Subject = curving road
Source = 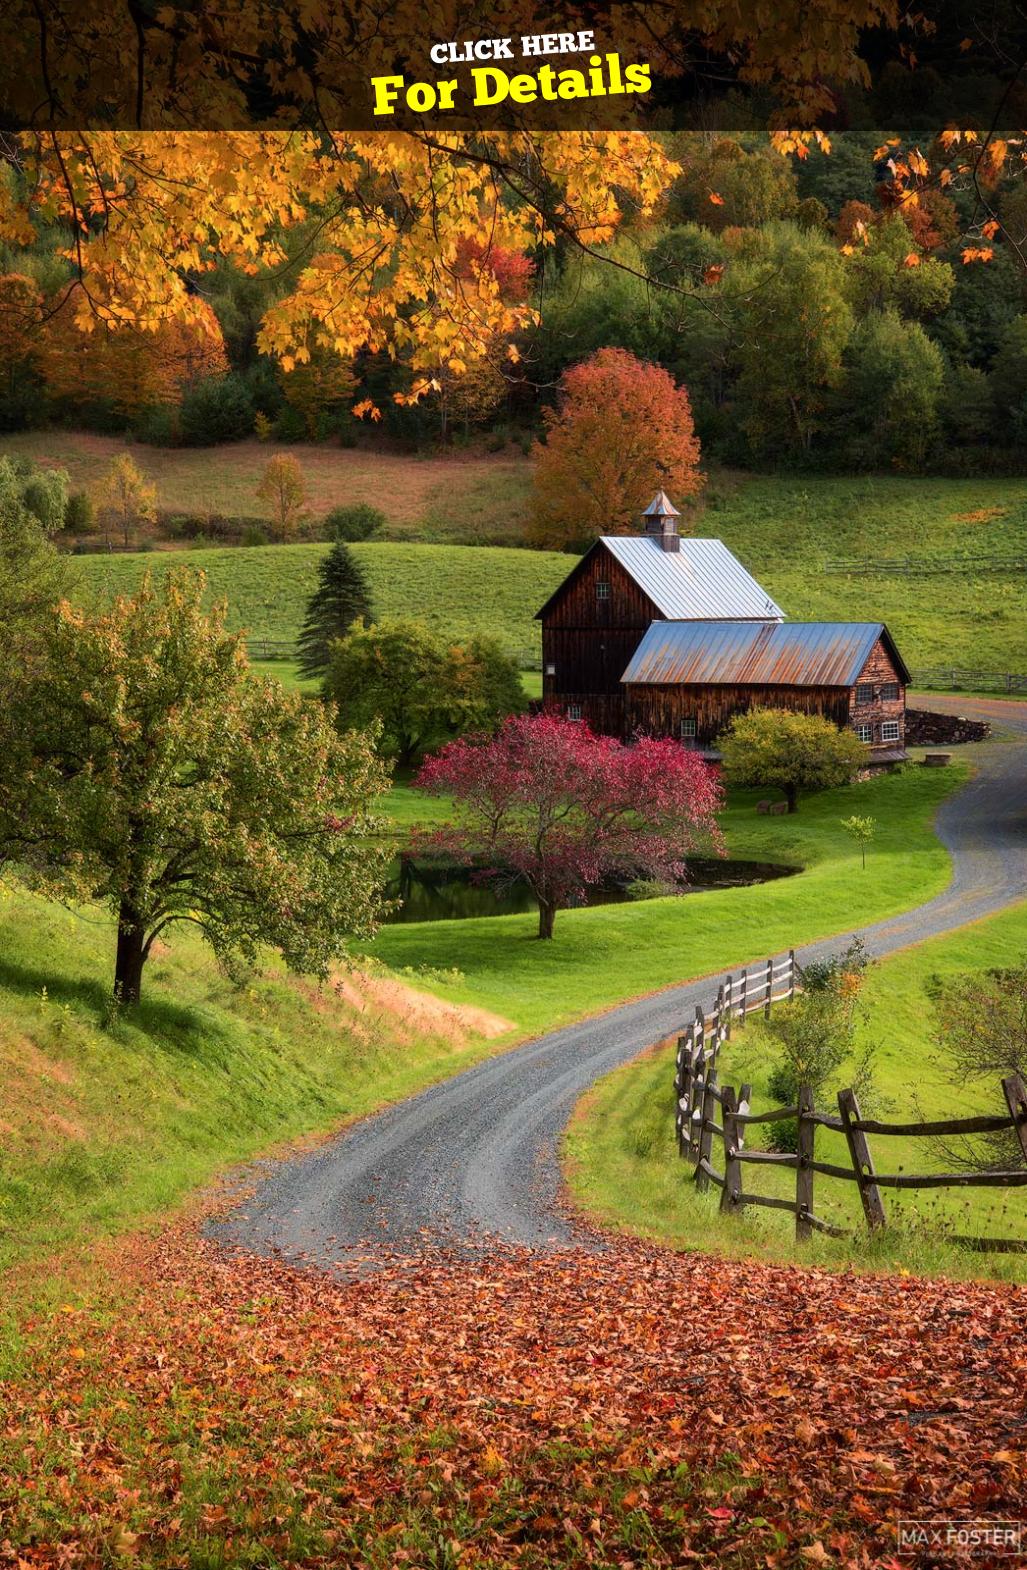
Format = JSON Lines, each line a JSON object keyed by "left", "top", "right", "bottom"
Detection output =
{"left": 211, "top": 696, "right": 1027, "bottom": 1273}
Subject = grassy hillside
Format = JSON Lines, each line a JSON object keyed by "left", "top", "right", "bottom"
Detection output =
{"left": 0, "top": 430, "right": 533, "bottom": 544}
{"left": 0, "top": 889, "right": 516, "bottom": 1272}
{"left": 565, "top": 898, "right": 1027, "bottom": 1281}
{"left": 75, "top": 541, "right": 566, "bottom": 664}
{"left": 53, "top": 446, "right": 1027, "bottom": 674}
{"left": 705, "top": 472, "right": 1027, "bottom": 677}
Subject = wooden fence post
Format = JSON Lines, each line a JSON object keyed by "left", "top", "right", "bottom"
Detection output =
{"left": 764, "top": 956, "right": 774, "bottom": 1019}
{"left": 795, "top": 1084, "right": 815, "bottom": 1242}
{"left": 694, "top": 1054, "right": 718, "bottom": 1192}
{"left": 1002, "top": 1073, "right": 1027, "bottom": 1163}
{"left": 739, "top": 968, "right": 748, "bottom": 1026}
{"left": 788, "top": 949, "right": 797, "bottom": 1001}
{"left": 675, "top": 1029, "right": 692, "bottom": 1157}
{"left": 838, "top": 1087, "right": 887, "bottom": 1231}
{"left": 688, "top": 1042, "right": 706, "bottom": 1161}
{"left": 724, "top": 975, "right": 733, "bottom": 1040}
{"left": 720, "top": 1085, "right": 742, "bottom": 1214}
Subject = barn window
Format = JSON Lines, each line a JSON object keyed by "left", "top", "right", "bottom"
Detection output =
{"left": 567, "top": 704, "right": 583, "bottom": 722}
{"left": 881, "top": 719, "right": 900, "bottom": 743}
{"left": 680, "top": 717, "right": 697, "bottom": 739}
{"left": 855, "top": 722, "right": 873, "bottom": 744}
{"left": 596, "top": 581, "right": 610, "bottom": 600}
{"left": 880, "top": 682, "right": 899, "bottom": 701}
{"left": 545, "top": 663, "right": 556, "bottom": 676}
{"left": 855, "top": 683, "right": 874, "bottom": 705}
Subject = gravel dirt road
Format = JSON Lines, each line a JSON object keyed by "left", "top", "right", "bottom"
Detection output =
{"left": 211, "top": 696, "right": 1027, "bottom": 1273}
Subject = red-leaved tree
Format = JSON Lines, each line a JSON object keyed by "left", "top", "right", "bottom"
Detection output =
{"left": 529, "top": 347, "right": 704, "bottom": 550}
{"left": 414, "top": 714, "right": 723, "bottom": 940}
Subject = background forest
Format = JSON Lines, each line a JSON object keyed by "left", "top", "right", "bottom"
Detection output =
{"left": 4, "top": 130, "right": 1027, "bottom": 478}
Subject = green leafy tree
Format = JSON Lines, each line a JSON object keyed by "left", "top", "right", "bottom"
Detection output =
{"left": 930, "top": 962, "right": 1027, "bottom": 1171}
{"left": 296, "top": 542, "right": 375, "bottom": 680}
{"left": 841, "top": 814, "right": 876, "bottom": 868}
{"left": 666, "top": 135, "right": 798, "bottom": 232}
{"left": 939, "top": 363, "right": 994, "bottom": 445}
{"left": 0, "top": 459, "right": 67, "bottom": 682}
{"left": 719, "top": 707, "right": 867, "bottom": 813}
{"left": 324, "top": 618, "right": 524, "bottom": 768}
{"left": 324, "top": 503, "right": 386, "bottom": 542}
{"left": 844, "top": 214, "right": 954, "bottom": 320}
{"left": 0, "top": 571, "right": 389, "bottom": 1004}
{"left": 730, "top": 224, "right": 854, "bottom": 456}
{"left": 842, "top": 309, "right": 944, "bottom": 468}
{"left": 766, "top": 939, "right": 873, "bottom": 1148}
{"left": 990, "top": 314, "right": 1027, "bottom": 434}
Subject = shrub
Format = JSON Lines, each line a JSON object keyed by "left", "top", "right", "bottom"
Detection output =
{"left": 272, "top": 405, "right": 308, "bottom": 444}
{"left": 324, "top": 503, "right": 386, "bottom": 542}
{"left": 179, "top": 373, "right": 255, "bottom": 445}
{"left": 720, "top": 707, "right": 867, "bottom": 812}
{"left": 63, "top": 491, "right": 95, "bottom": 535}
{"left": 133, "top": 405, "right": 180, "bottom": 446}
{"left": 765, "top": 938, "right": 874, "bottom": 1151}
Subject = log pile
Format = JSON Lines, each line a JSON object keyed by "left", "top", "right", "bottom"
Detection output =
{"left": 905, "top": 707, "right": 991, "bottom": 746}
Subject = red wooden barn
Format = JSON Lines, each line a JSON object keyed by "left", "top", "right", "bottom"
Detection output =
{"left": 536, "top": 491, "right": 909, "bottom": 763}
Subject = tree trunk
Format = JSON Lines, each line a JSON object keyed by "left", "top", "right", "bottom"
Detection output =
{"left": 114, "top": 902, "right": 147, "bottom": 1004}
{"left": 786, "top": 785, "right": 798, "bottom": 814}
{"left": 537, "top": 898, "right": 557, "bottom": 940}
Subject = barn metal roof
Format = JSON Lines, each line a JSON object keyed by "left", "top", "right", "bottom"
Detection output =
{"left": 534, "top": 535, "right": 784, "bottom": 623}
{"left": 621, "top": 620, "right": 909, "bottom": 688}
{"left": 599, "top": 536, "right": 784, "bottom": 621}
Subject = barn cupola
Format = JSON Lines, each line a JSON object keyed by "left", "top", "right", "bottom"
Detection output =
{"left": 642, "top": 489, "right": 680, "bottom": 553}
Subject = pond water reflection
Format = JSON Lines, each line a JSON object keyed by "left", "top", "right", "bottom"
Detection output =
{"left": 382, "top": 854, "right": 797, "bottom": 924}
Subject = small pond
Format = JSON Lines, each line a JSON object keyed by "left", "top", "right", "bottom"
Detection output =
{"left": 383, "top": 853, "right": 797, "bottom": 924}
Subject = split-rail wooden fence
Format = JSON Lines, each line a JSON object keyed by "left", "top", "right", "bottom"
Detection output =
{"left": 669, "top": 952, "right": 1027, "bottom": 1251}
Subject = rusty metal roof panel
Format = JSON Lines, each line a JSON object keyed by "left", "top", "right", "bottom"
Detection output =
{"left": 600, "top": 536, "right": 785, "bottom": 622}
{"left": 621, "top": 620, "right": 888, "bottom": 687}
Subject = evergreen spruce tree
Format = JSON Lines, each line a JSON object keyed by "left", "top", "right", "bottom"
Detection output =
{"left": 296, "top": 542, "right": 374, "bottom": 679}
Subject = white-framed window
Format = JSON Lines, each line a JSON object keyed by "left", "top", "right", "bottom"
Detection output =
{"left": 596, "top": 580, "right": 610, "bottom": 600}
{"left": 545, "top": 662, "right": 556, "bottom": 676}
{"left": 855, "top": 683, "right": 874, "bottom": 705}
{"left": 680, "top": 717, "right": 697, "bottom": 739}
{"left": 881, "top": 719, "right": 900, "bottom": 743}
{"left": 880, "top": 682, "right": 899, "bottom": 701}
{"left": 855, "top": 722, "right": 873, "bottom": 743}
{"left": 567, "top": 704, "right": 583, "bottom": 722}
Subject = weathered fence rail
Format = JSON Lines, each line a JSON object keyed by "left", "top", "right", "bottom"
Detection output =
{"left": 667, "top": 952, "right": 1027, "bottom": 1251}
{"left": 245, "top": 637, "right": 296, "bottom": 661}
{"left": 825, "top": 554, "right": 1027, "bottom": 576}
{"left": 911, "top": 667, "right": 1027, "bottom": 695}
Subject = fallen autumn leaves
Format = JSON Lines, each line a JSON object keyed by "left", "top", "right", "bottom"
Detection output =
{"left": 1, "top": 1227, "right": 1025, "bottom": 1568}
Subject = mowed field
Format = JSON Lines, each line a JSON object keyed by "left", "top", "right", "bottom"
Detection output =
{"left": 11, "top": 429, "right": 1027, "bottom": 673}
{"left": 74, "top": 542, "right": 565, "bottom": 665}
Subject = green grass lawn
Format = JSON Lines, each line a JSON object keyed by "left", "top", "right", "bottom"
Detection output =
{"left": 74, "top": 541, "right": 564, "bottom": 665}
{"left": 565, "top": 897, "right": 1027, "bottom": 1282}
{"left": 0, "top": 888, "right": 517, "bottom": 1274}
{"left": 363, "top": 761, "right": 965, "bottom": 1037}
{"left": 57, "top": 455, "right": 1027, "bottom": 675}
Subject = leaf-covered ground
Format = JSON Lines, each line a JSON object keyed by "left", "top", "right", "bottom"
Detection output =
{"left": 3, "top": 1220, "right": 1024, "bottom": 1568}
